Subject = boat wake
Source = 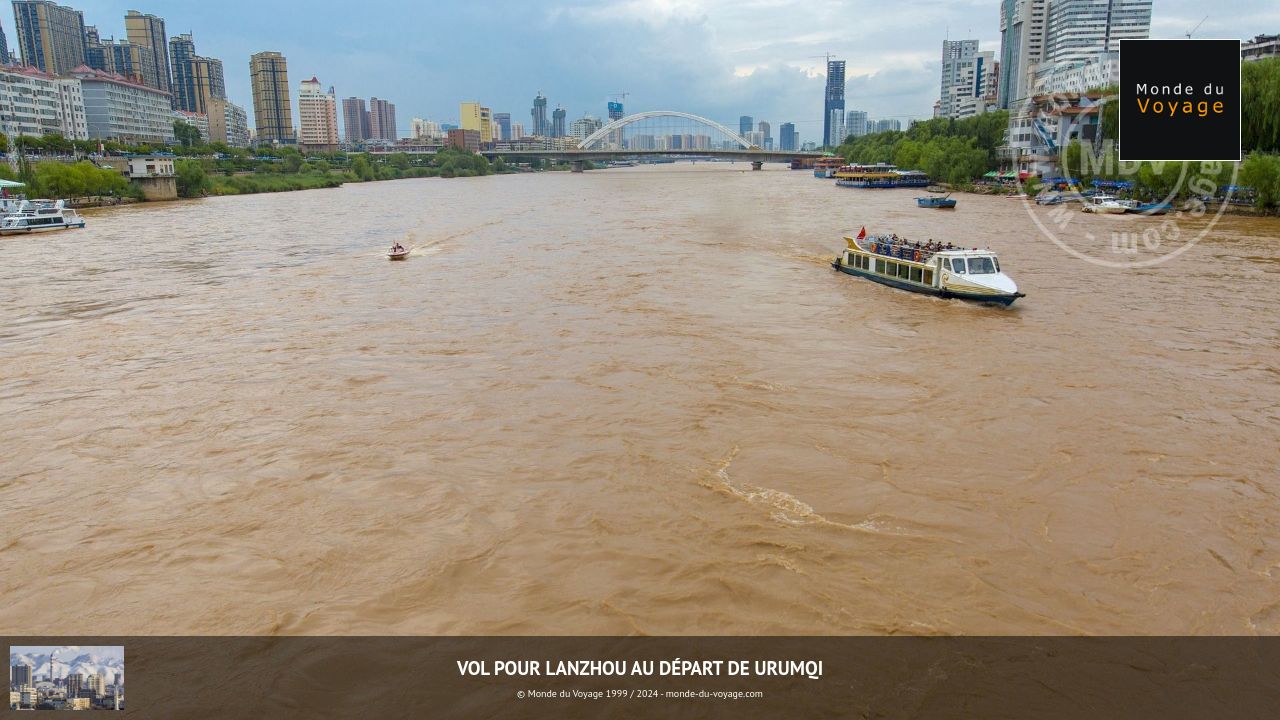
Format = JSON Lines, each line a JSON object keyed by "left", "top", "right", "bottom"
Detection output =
{"left": 701, "top": 446, "right": 955, "bottom": 542}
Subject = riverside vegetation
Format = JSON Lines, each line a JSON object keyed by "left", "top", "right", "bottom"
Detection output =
{"left": 0, "top": 121, "right": 594, "bottom": 202}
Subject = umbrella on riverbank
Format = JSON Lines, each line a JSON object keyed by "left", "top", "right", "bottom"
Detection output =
{"left": 0, "top": 179, "right": 25, "bottom": 188}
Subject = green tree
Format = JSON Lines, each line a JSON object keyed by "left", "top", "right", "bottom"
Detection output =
{"left": 1240, "top": 152, "right": 1280, "bottom": 209}
{"left": 1242, "top": 58, "right": 1280, "bottom": 153}
{"left": 175, "top": 159, "right": 212, "bottom": 198}
{"left": 173, "top": 120, "right": 202, "bottom": 147}
{"left": 350, "top": 154, "right": 375, "bottom": 181}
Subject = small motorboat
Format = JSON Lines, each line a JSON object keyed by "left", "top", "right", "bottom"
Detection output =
{"left": 0, "top": 199, "right": 86, "bottom": 235}
{"left": 1127, "top": 202, "right": 1172, "bottom": 215}
{"left": 388, "top": 244, "right": 410, "bottom": 260}
{"left": 1081, "top": 195, "right": 1134, "bottom": 214}
{"left": 1035, "top": 194, "right": 1065, "bottom": 205}
{"left": 916, "top": 195, "right": 957, "bottom": 209}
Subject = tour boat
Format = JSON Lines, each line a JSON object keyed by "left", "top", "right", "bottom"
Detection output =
{"left": 831, "top": 229, "right": 1023, "bottom": 306}
{"left": 388, "top": 245, "right": 410, "bottom": 260}
{"left": 0, "top": 199, "right": 86, "bottom": 235}
{"left": 834, "top": 163, "right": 901, "bottom": 188}
{"left": 1081, "top": 195, "right": 1134, "bottom": 214}
{"left": 916, "top": 195, "right": 957, "bottom": 209}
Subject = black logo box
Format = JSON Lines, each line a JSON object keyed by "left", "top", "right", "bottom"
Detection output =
{"left": 1120, "top": 39, "right": 1241, "bottom": 162}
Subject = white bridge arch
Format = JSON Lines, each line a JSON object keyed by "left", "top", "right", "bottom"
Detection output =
{"left": 577, "top": 111, "right": 758, "bottom": 150}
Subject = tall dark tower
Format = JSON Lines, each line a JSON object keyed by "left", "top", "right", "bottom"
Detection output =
{"left": 823, "top": 57, "right": 846, "bottom": 147}
{"left": 531, "top": 92, "right": 548, "bottom": 137}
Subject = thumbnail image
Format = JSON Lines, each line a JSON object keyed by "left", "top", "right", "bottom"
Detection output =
{"left": 9, "top": 647, "right": 123, "bottom": 711}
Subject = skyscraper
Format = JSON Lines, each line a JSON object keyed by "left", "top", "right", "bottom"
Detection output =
{"left": 823, "top": 58, "right": 845, "bottom": 147}
{"left": 11, "top": 663, "right": 33, "bottom": 688}
{"left": 0, "top": 18, "right": 8, "bottom": 64}
{"left": 249, "top": 51, "right": 294, "bottom": 144}
{"left": 169, "top": 33, "right": 195, "bottom": 110}
{"left": 124, "top": 10, "right": 170, "bottom": 95}
{"left": 551, "top": 106, "right": 566, "bottom": 138}
{"left": 459, "top": 102, "right": 482, "bottom": 134}
{"left": 106, "top": 39, "right": 160, "bottom": 90}
{"left": 756, "top": 120, "right": 771, "bottom": 150}
{"left": 939, "top": 39, "right": 995, "bottom": 119}
{"left": 368, "top": 97, "right": 396, "bottom": 141}
{"left": 997, "top": 0, "right": 1048, "bottom": 108}
{"left": 738, "top": 115, "right": 753, "bottom": 137}
{"left": 342, "top": 97, "right": 369, "bottom": 142}
{"left": 13, "top": 0, "right": 86, "bottom": 75}
{"left": 531, "top": 92, "right": 547, "bottom": 136}
{"left": 493, "top": 112, "right": 511, "bottom": 141}
{"left": 1044, "top": 0, "right": 1151, "bottom": 65}
{"left": 844, "top": 110, "right": 868, "bottom": 139}
{"left": 298, "top": 76, "right": 339, "bottom": 152}
{"left": 778, "top": 122, "right": 797, "bottom": 152}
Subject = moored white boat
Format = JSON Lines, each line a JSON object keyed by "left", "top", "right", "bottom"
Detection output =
{"left": 831, "top": 230, "right": 1023, "bottom": 306}
{"left": 0, "top": 199, "right": 86, "bottom": 235}
{"left": 1081, "top": 194, "right": 1135, "bottom": 214}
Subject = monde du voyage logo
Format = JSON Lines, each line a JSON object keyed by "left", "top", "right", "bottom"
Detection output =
{"left": 1120, "top": 39, "right": 1241, "bottom": 162}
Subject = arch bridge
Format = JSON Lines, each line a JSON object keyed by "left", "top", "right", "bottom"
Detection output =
{"left": 478, "top": 110, "right": 822, "bottom": 170}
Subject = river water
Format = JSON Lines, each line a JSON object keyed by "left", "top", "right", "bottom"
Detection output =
{"left": 1, "top": 164, "right": 1277, "bottom": 635}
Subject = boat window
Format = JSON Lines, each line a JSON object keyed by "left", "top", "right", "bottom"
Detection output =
{"left": 968, "top": 257, "right": 996, "bottom": 274}
{"left": 950, "top": 258, "right": 966, "bottom": 274}
{"left": 923, "top": 269, "right": 934, "bottom": 285}
{"left": 992, "top": 257, "right": 1000, "bottom": 272}
{"left": 876, "top": 259, "right": 887, "bottom": 274}
{"left": 897, "top": 264, "right": 909, "bottom": 279}
{"left": 910, "top": 267, "right": 923, "bottom": 283}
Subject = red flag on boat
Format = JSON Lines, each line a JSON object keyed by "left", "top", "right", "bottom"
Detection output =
{"left": 856, "top": 226, "right": 866, "bottom": 240}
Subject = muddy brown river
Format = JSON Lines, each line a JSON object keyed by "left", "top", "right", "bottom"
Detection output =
{"left": 1, "top": 164, "right": 1277, "bottom": 635}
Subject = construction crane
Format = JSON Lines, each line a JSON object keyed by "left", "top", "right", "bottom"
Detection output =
{"left": 1186, "top": 15, "right": 1208, "bottom": 39}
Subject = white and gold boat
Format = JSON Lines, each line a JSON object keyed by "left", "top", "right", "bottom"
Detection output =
{"left": 831, "top": 229, "right": 1024, "bottom": 306}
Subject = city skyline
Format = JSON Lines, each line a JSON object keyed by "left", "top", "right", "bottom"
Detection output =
{"left": 0, "top": 0, "right": 1276, "bottom": 139}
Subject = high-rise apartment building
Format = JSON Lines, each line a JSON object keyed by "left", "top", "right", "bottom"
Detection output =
{"left": 297, "top": 76, "right": 338, "bottom": 152}
{"left": 169, "top": 34, "right": 223, "bottom": 114}
{"left": 168, "top": 33, "right": 194, "bottom": 110}
{"left": 1044, "top": 0, "right": 1151, "bottom": 66}
{"left": 106, "top": 39, "right": 160, "bottom": 90}
{"left": 124, "top": 10, "right": 169, "bottom": 95}
{"left": 480, "top": 106, "right": 492, "bottom": 144}
{"left": 551, "top": 106, "right": 565, "bottom": 137}
{"left": 368, "top": 97, "right": 395, "bottom": 141}
{"left": 493, "top": 112, "right": 510, "bottom": 141}
{"left": 13, "top": 0, "right": 86, "bottom": 75}
{"left": 510, "top": 121, "right": 524, "bottom": 139}
{"left": 207, "top": 97, "right": 250, "bottom": 147}
{"left": 11, "top": 664, "right": 33, "bottom": 688}
{"left": 823, "top": 58, "right": 845, "bottom": 147}
{"left": 0, "top": 18, "right": 9, "bottom": 64}
{"left": 341, "top": 97, "right": 369, "bottom": 142}
{"left": 756, "top": 120, "right": 771, "bottom": 150}
{"left": 738, "top": 115, "right": 752, "bottom": 137}
{"left": 939, "top": 39, "right": 997, "bottom": 119}
{"left": 0, "top": 64, "right": 86, "bottom": 139}
{"left": 530, "top": 92, "right": 547, "bottom": 136}
{"left": 249, "top": 51, "right": 294, "bottom": 144}
{"left": 997, "top": 0, "right": 1048, "bottom": 108}
{"left": 843, "top": 110, "right": 868, "bottom": 139}
{"left": 778, "top": 122, "right": 797, "bottom": 152}
{"left": 73, "top": 65, "right": 175, "bottom": 142}
{"left": 459, "top": 101, "right": 481, "bottom": 136}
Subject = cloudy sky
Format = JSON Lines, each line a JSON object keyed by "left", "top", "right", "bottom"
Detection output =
{"left": 39, "top": 1, "right": 1280, "bottom": 143}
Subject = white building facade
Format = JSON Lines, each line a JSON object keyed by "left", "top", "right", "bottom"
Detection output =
{"left": 297, "top": 76, "right": 339, "bottom": 152}
{"left": 0, "top": 65, "right": 88, "bottom": 140}
{"left": 72, "top": 66, "right": 174, "bottom": 143}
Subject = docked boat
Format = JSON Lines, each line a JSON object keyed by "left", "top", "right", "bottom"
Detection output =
{"left": 388, "top": 244, "right": 410, "bottom": 260}
{"left": 0, "top": 199, "right": 86, "bottom": 235}
{"left": 1035, "top": 193, "right": 1065, "bottom": 205}
{"left": 813, "top": 158, "right": 843, "bottom": 178}
{"left": 1081, "top": 194, "right": 1134, "bottom": 214}
{"left": 916, "top": 195, "right": 957, "bottom": 209}
{"left": 834, "top": 163, "right": 899, "bottom": 188}
{"left": 831, "top": 229, "right": 1023, "bottom": 306}
{"left": 1127, "top": 201, "right": 1172, "bottom": 215}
